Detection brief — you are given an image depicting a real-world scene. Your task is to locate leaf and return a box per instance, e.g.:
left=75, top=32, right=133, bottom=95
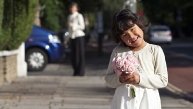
left=131, top=87, right=136, bottom=98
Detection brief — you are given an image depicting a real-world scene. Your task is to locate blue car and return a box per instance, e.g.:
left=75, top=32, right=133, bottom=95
left=25, top=25, right=65, bottom=71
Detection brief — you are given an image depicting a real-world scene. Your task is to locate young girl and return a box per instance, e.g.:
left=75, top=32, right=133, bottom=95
left=105, top=9, right=168, bottom=109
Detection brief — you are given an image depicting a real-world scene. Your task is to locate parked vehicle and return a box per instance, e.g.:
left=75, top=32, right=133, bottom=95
left=25, top=25, right=65, bottom=71
left=57, top=29, right=69, bottom=48
left=147, top=25, right=172, bottom=44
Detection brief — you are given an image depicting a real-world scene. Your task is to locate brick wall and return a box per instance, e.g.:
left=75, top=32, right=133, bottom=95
left=0, top=56, right=4, bottom=86
left=4, top=54, right=17, bottom=83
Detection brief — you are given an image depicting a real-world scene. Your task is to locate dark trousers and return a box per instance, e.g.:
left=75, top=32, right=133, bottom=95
left=70, top=37, right=85, bottom=76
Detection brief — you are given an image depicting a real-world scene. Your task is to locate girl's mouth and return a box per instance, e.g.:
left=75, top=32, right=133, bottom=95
left=131, top=36, right=139, bottom=43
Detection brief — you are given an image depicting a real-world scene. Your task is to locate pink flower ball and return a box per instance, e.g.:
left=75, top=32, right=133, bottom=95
left=112, top=54, right=139, bottom=76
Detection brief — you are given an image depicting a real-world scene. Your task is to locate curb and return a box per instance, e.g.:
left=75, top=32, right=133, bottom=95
left=166, top=83, right=193, bottom=98
left=166, top=83, right=193, bottom=103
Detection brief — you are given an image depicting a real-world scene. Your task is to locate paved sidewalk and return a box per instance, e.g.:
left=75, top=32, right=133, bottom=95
left=0, top=76, right=111, bottom=109
left=0, top=76, right=193, bottom=109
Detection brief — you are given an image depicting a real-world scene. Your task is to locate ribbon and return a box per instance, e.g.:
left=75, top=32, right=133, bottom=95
left=126, top=84, right=136, bottom=98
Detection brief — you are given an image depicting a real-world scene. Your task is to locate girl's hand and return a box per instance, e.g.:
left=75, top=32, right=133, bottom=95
left=119, top=72, right=140, bottom=84
left=68, top=22, right=73, bottom=27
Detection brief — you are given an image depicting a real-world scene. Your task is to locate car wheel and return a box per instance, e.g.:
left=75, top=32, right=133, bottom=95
left=26, top=48, right=48, bottom=71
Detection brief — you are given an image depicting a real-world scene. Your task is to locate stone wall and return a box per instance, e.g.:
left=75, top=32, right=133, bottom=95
left=0, top=56, right=4, bottom=86
left=4, top=54, right=17, bottom=83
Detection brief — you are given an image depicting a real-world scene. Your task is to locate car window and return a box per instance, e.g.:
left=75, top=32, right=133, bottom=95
left=151, top=28, right=169, bottom=32
left=151, top=28, right=168, bottom=32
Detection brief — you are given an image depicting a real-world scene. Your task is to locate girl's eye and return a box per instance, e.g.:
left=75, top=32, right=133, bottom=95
left=131, top=27, right=135, bottom=32
left=121, top=34, right=126, bottom=37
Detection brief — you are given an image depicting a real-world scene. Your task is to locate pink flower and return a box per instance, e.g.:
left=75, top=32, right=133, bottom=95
left=126, top=64, right=135, bottom=73
left=112, top=54, right=139, bottom=76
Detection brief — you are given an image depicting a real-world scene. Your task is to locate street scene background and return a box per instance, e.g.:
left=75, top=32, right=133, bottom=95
left=0, top=0, right=193, bottom=109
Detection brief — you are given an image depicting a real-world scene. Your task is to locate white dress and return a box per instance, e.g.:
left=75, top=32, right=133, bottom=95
left=111, top=84, right=161, bottom=109
left=105, top=43, right=168, bottom=109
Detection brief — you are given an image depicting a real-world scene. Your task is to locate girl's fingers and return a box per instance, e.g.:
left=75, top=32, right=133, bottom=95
left=119, top=75, right=127, bottom=83
left=124, top=73, right=139, bottom=84
left=125, top=78, right=133, bottom=84
left=120, top=72, right=139, bottom=84
left=124, top=73, right=133, bottom=79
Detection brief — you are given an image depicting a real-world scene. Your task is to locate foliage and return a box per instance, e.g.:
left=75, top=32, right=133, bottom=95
left=0, top=0, right=38, bottom=50
left=141, top=0, right=175, bottom=25
left=39, top=0, right=100, bottom=32
left=35, top=0, right=193, bottom=37
left=141, top=0, right=193, bottom=37
left=101, top=0, right=123, bottom=32
left=55, top=0, right=123, bottom=33
left=0, top=0, right=4, bottom=50
left=39, top=0, right=60, bottom=32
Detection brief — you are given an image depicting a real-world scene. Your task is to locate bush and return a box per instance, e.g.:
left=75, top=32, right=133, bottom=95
left=0, top=0, right=39, bottom=50
left=0, top=0, right=4, bottom=50
left=40, top=0, right=60, bottom=32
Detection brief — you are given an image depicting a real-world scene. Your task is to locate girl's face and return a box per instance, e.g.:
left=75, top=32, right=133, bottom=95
left=120, top=23, right=145, bottom=51
left=70, top=5, right=78, bottom=14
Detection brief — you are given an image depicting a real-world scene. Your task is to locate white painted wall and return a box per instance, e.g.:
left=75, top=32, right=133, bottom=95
left=17, top=42, right=27, bottom=77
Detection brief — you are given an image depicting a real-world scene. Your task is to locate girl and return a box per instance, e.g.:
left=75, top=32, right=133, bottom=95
left=105, top=9, right=168, bottom=109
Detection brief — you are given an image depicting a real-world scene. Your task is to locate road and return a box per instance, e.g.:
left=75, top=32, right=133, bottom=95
left=161, top=41, right=193, bottom=58
left=157, top=40, right=193, bottom=103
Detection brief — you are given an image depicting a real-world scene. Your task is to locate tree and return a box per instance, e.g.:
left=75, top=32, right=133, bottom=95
left=101, top=0, right=123, bottom=32
left=39, top=0, right=61, bottom=32
left=141, top=0, right=193, bottom=37
left=0, top=0, right=39, bottom=50
left=41, top=0, right=123, bottom=33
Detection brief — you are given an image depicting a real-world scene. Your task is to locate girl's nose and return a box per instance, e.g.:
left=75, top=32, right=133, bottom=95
left=128, top=33, right=135, bottom=40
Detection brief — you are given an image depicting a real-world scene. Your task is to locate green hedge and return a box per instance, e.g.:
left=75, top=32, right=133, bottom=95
left=0, top=0, right=38, bottom=50
left=0, top=0, right=4, bottom=50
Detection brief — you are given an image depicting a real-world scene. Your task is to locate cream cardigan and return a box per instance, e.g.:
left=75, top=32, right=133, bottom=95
left=105, top=43, right=168, bottom=109
left=68, top=12, right=85, bottom=39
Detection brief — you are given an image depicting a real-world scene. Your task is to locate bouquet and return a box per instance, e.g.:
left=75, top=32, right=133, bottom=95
left=112, top=53, right=140, bottom=98
left=112, top=54, right=139, bottom=76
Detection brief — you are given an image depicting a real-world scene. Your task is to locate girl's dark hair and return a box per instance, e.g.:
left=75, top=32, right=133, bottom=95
left=69, top=2, right=79, bottom=10
left=111, top=9, right=148, bottom=43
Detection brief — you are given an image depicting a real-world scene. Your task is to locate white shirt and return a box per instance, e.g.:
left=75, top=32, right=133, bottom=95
left=68, top=12, right=85, bottom=39
left=105, top=43, right=168, bottom=109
